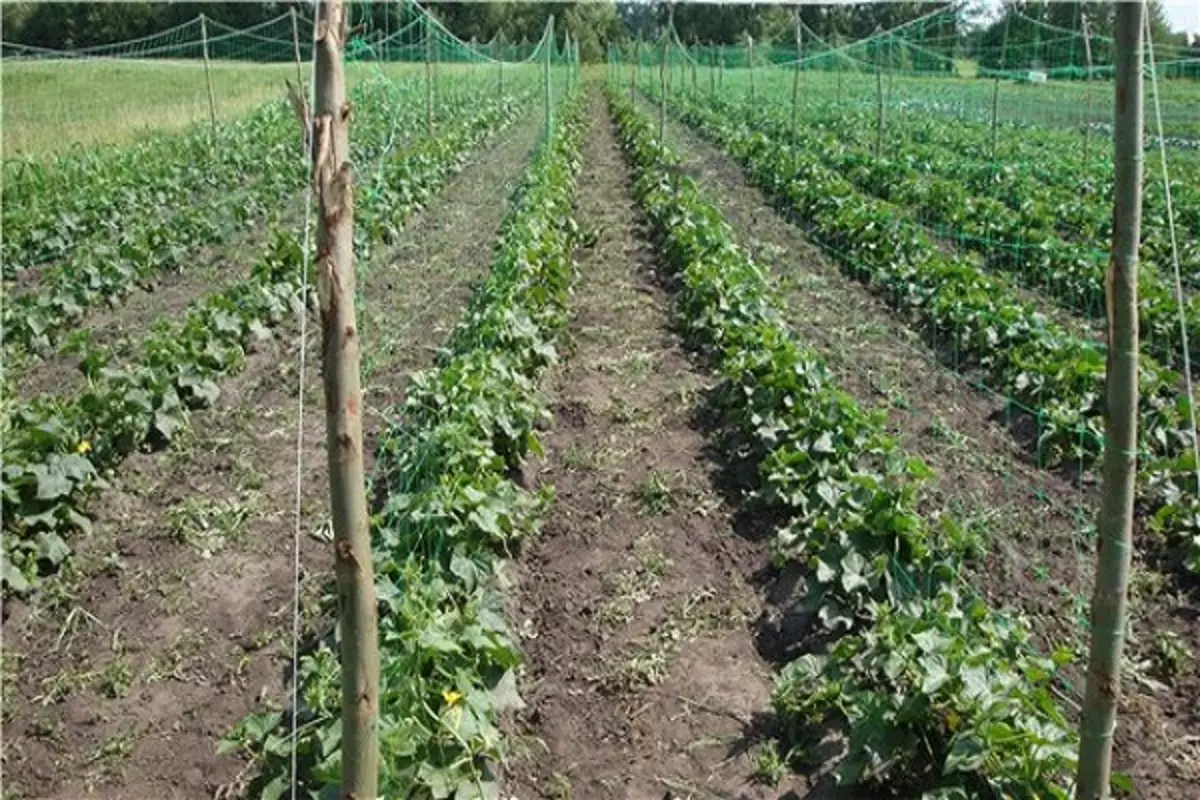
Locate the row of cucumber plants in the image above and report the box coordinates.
[609,87,1077,798]
[707,90,1200,373]
[0,74,446,275]
[222,95,585,800]
[1,81,514,368]
[786,98,1200,283]
[2,102,298,277]
[653,89,1200,578]
[0,94,532,596]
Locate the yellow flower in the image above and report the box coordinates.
[76,440,92,455]
[945,709,961,732]
[442,689,462,707]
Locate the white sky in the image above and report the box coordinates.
[973,1,1200,36]
[1161,0,1200,35]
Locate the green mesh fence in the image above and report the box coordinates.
[1,0,577,159]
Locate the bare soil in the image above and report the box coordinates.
[0,116,540,800]
[503,99,795,800]
[656,109,1200,800]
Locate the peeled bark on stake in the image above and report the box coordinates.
[310,1,380,795]
[199,15,218,139]
[1075,3,1142,797]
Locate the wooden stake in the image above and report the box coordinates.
[425,22,434,136]
[700,42,710,95]
[791,11,802,136]
[660,33,668,141]
[989,75,1001,162]
[875,36,885,159]
[748,35,755,102]
[290,7,304,90]
[544,16,553,142]
[199,14,218,138]
[1076,3,1143,795]
[631,37,639,103]
[1082,13,1095,168]
[310,1,379,795]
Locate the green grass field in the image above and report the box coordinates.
[0,60,492,157]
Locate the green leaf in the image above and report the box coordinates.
[943,733,986,774]
[34,466,72,501]
[35,531,70,565]
[488,669,524,712]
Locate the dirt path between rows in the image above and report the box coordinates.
[0,115,540,800]
[656,110,1200,800]
[503,98,791,800]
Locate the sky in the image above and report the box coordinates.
[1161,0,1200,35]
[973,0,1200,36]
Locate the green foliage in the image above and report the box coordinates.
[0,84,534,596]
[655,83,1200,581]
[226,93,586,799]
[608,86,1075,797]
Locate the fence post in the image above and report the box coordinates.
[544,15,554,142]
[199,14,218,139]
[1076,2,1143,795]
[631,37,639,103]
[425,21,434,136]
[1082,13,1094,169]
[290,8,304,89]
[309,1,379,795]
[748,35,755,102]
[875,36,885,159]
[660,32,668,140]
[791,11,802,136]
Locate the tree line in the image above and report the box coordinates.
[2,1,1196,67]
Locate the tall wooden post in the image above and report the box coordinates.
[875,36,885,159]
[1082,13,1095,168]
[989,75,1001,160]
[544,16,553,142]
[290,7,304,90]
[748,35,755,102]
[791,11,802,136]
[199,14,218,138]
[310,1,379,795]
[660,32,668,140]
[631,37,640,103]
[709,42,716,96]
[1076,3,1143,797]
[425,21,434,136]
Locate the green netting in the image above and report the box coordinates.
[608,5,1200,142]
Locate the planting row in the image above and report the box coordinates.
[609,87,1076,798]
[709,91,1200,374]
[1,80,514,365]
[653,88,1200,578]
[223,94,585,799]
[0,93,531,595]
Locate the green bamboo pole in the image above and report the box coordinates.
[1075,3,1143,797]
